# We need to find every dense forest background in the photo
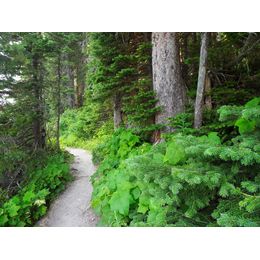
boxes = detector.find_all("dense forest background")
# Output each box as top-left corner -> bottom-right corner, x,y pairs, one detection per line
0,32 -> 260,227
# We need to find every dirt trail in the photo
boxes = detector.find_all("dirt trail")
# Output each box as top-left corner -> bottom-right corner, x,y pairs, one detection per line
37,148 -> 98,227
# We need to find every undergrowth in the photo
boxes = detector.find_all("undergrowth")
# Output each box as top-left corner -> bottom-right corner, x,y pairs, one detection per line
59,107 -> 113,151
0,151 -> 73,227
91,98 -> 260,227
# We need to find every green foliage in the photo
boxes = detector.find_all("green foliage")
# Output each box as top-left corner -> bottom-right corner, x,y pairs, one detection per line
59,100 -> 114,152
0,152 -> 72,226
87,33 -> 157,138
91,98 -> 260,227
164,142 -> 186,165
2,32 -> 260,228
92,128 -> 144,165
168,112 -> 194,132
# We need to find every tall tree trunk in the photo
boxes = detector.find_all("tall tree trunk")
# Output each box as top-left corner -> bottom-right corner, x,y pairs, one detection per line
194,32 -> 210,129
204,72 -> 212,110
191,32 -> 199,77
180,32 -> 189,85
152,32 -> 186,134
56,53 -> 61,150
74,65 -> 86,108
77,35 -> 87,107
113,93 -> 123,129
73,68 -> 80,108
32,54 -> 45,150
73,35 -> 87,108
65,61 -> 75,108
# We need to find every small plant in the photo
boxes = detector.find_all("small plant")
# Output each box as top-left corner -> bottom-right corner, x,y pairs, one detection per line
0,152 -> 72,227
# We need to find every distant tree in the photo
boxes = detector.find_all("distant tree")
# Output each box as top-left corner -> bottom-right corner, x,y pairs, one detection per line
194,32 -> 210,128
87,32 -> 156,133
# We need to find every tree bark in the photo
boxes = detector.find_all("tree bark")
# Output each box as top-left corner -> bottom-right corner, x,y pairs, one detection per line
204,72 -> 212,110
73,68 -> 80,107
32,53 -> 45,150
65,60 -> 75,108
180,32 -> 189,84
152,32 -> 186,134
73,36 -> 87,108
73,65 -> 86,108
113,93 -> 123,129
56,53 -> 61,150
194,32 -> 210,129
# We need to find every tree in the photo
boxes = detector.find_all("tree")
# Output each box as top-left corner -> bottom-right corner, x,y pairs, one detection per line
152,32 -> 186,134
87,32 -> 156,133
194,32 -> 210,128
68,33 -> 87,108
0,33 -> 49,150
87,33 -> 123,129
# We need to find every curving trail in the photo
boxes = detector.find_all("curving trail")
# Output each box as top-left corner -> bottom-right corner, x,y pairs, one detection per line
37,148 -> 98,227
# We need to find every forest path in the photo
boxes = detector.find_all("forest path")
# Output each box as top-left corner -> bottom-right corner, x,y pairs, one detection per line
36,148 -> 98,227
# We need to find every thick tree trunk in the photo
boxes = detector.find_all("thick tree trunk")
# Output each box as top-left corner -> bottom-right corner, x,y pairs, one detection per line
152,32 -> 186,134
194,32 -> 210,129
113,94 -> 123,129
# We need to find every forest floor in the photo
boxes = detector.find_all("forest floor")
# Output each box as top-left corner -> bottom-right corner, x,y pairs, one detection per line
36,148 -> 99,227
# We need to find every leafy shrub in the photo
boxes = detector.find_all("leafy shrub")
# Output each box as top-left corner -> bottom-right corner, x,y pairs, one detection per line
92,128 -> 149,166
91,98 -> 260,227
60,105 -> 114,152
60,103 -> 102,140
0,152 -> 72,227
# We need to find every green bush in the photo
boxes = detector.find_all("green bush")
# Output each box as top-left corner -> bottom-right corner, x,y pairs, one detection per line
91,98 -> 260,226
60,103 -> 102,140
0,151 -> 72,227
60,104 -> 114,152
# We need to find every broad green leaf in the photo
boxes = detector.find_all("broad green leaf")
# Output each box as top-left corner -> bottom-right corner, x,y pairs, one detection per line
137,204 -> 148,214
164,142 -> 186,165
131,187 -> 141,200
109,189 -> 132,215
208,132 -> 221,145
37,188 -> 50,199
153,153 -> 164,164
37,205 -> 47,217
23,190 -> 36,203
0,214 -> 8,226
147,208 -> 167,226
235,118 -> 255,134
245,97 -> 260,108
7,203 -> 20,217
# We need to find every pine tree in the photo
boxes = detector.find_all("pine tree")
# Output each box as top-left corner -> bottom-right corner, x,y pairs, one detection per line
87,32 -> 157,135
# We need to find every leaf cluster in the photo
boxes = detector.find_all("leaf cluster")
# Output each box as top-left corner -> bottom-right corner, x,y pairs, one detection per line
91,98 -> 260,226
